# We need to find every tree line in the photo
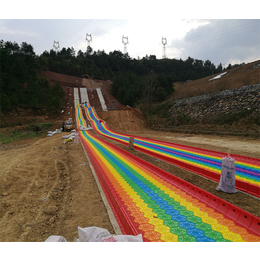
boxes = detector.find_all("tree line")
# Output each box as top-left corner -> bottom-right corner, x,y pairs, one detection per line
0,40 -> 65,114
1,40 -> 242,114
40,46 -> 225,81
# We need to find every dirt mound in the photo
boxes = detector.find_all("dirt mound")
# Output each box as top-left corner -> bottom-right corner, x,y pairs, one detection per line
98,108 -> 147,132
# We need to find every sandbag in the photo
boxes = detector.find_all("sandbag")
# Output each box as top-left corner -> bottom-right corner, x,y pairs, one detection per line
65,138 -> 73,143
216,157 -> 237,193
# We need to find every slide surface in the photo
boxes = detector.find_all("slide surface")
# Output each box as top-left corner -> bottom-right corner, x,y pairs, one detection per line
83,102 -> 260,197
74,99 -> 260,241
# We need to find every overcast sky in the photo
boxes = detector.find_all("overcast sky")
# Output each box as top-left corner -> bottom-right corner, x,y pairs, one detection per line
1,1 -> 259,67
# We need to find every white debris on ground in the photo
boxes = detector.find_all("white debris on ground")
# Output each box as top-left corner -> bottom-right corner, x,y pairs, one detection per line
209,72 -> 227,81
45,226 -> 143,242
47,129 -> 61,137
62,130 -> 77,139
79,125 -> 93,131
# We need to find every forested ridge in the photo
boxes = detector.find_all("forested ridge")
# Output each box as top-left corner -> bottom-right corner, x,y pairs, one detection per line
0,40 -> 65,114
1,40 -> 240,114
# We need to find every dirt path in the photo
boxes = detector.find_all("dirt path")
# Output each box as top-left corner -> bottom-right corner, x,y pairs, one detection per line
121,130 -> 260,158
0,134 -> 113,242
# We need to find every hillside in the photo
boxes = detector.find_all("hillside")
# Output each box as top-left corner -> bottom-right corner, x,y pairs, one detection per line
171,59 -> 260,101
148,60 -> 260,137
2,60 -> 259,137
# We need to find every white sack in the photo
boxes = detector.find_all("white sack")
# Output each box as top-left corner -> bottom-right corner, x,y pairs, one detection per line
45,235 -> 67,242
62,133 -> 75,139
44,226 -> 143,242
79,125 -> 88,131
216,157 -> 237,193
78,226 -> 143,242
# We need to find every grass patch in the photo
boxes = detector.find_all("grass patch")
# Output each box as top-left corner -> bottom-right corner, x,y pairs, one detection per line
0,129 -> 44,144
0,122 -> 54,144
202,108 -> 259,126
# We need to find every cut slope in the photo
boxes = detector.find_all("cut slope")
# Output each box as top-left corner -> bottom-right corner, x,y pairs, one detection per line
172,60 -> 260,101
98,109 -> 147,132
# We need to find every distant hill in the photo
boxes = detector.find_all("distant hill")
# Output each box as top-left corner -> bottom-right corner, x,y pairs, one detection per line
170,60 -> 260,101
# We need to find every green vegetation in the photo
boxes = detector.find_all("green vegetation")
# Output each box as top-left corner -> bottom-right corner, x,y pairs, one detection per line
0,40 -> 65,115
0,130 -> 40,144
0,122 -> 54,144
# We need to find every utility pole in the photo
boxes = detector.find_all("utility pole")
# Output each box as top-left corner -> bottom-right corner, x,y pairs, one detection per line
122,36 -> 129,54
162,37 -> 167,59
53,41 -> 60,53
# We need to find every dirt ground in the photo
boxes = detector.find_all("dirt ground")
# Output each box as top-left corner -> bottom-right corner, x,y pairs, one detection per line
117,130 -> 260,158
1,73 -> 259,242
0,134 -> 114,242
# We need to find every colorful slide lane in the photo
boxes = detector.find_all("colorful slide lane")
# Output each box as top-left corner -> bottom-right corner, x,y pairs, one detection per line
75,99 -> 260,242
83,102 -> 260,198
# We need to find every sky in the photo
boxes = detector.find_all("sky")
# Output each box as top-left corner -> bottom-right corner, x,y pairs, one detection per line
0,1 -> 260,68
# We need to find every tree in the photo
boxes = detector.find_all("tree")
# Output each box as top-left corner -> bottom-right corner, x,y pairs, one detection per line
20,42 -> 35,56
86,46 -> 93,55
217,63 -> 223,72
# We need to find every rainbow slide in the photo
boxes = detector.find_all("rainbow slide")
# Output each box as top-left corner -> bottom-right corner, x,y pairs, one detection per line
75,99 -> 260,241
83,102 -> 260,198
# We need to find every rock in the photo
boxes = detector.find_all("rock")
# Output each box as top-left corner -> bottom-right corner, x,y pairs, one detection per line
48,217 -> 55,224
169,84 -> 260,120
2,192 -> 9,196
44,206 -> 58,215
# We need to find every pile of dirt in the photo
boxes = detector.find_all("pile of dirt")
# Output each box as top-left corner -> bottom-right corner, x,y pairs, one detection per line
98,108 -> 147,132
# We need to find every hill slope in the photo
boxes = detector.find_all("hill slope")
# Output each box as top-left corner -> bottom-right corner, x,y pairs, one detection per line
149,60 -> 260,137
171,59 -> 260,101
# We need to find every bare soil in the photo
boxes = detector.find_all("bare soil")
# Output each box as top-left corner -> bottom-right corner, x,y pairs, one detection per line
1,71 -> 259,242
0,135 -> 114,242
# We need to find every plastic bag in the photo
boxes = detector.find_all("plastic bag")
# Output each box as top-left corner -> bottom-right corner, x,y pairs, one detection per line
65,138 -> 73,143
79,125 -> 88,131
78,226 -> 143,242
44,226 -> 143,242
45,235 -> 67,242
